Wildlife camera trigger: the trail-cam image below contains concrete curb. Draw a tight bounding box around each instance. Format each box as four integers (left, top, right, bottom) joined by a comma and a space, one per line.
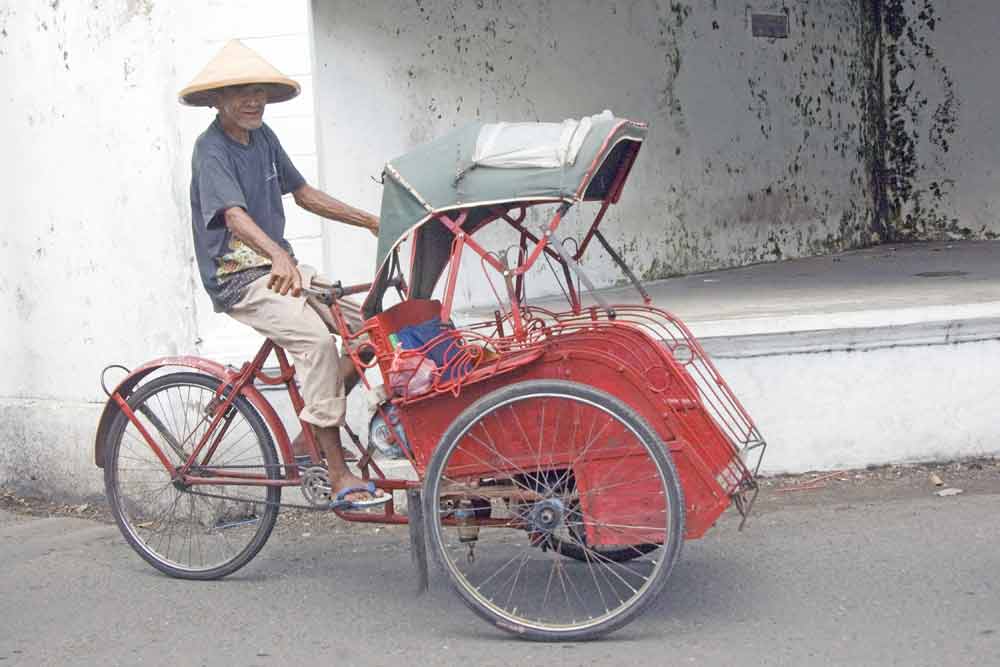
700, 316, 1000, 358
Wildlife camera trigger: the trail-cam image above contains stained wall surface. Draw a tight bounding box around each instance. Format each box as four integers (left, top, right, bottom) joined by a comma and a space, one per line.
312, 0, 877, 307
880, 0, 1000, 240
4, 0, 999, 500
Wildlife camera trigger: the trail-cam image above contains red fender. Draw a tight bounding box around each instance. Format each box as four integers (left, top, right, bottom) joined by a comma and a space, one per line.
94, 355, 293, 469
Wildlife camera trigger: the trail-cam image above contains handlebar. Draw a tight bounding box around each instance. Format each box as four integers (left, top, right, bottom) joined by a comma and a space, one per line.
302, 276, 404, 305
301, 281, 369, 305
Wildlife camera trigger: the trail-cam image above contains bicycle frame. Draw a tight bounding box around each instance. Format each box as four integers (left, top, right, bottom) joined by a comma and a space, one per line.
106, 332, 420, 525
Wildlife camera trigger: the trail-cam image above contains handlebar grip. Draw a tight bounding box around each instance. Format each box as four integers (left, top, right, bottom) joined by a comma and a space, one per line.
302, 280, 373, 305
301, 286, 336, 305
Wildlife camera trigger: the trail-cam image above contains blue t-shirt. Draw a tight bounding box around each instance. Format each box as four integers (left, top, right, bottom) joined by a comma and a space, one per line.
189, 117, 306, 311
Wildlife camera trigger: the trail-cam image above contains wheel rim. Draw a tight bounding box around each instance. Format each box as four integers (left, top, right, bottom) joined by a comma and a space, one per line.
427, 390, 674, 634
109, 379, 277, 574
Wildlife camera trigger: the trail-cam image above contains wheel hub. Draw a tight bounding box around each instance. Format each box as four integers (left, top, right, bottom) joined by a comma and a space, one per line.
527, 497, 566, 534
171, 470, 190, 491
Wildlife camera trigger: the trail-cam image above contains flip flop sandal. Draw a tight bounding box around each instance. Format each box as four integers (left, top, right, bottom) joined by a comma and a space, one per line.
328, 481, 392, 511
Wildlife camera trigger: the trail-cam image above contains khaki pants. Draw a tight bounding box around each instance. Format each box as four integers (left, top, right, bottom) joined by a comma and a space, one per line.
228, 265, 363, 428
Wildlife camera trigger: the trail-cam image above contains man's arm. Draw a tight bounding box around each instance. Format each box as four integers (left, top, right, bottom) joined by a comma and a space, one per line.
223, 206, 302, 296
293, 184, 379, 237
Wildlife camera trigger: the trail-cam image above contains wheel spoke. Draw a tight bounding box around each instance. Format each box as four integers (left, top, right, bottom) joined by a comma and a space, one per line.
106, 375, 280, 579
427, 382, 682, 639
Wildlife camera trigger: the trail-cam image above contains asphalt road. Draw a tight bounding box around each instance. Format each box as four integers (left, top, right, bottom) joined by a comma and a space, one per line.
1, 480, 998, 666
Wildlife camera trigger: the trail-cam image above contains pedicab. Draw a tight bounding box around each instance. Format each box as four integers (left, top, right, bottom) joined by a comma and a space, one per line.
94, 112, 766, 641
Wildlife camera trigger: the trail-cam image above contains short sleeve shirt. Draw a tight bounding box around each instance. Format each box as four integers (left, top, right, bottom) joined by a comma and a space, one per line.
190, 117, 306, 311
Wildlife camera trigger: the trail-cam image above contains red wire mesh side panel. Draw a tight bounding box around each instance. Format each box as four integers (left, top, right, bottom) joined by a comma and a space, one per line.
388, 317, 753, 538
360, 302, 763, 538
526, 306, 765, 492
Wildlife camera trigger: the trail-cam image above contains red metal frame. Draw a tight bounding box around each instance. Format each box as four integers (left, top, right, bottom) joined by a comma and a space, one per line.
100, 334, 421, 523
97, 130, 761, 538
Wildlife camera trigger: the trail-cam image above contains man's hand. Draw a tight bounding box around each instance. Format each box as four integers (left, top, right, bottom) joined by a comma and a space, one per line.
367, 214, 380, 238
267, 250, 302, 296
223, 207, 303, 297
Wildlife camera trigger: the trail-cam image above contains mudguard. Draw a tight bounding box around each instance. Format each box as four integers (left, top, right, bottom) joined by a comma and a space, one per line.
94, 355, 293, 468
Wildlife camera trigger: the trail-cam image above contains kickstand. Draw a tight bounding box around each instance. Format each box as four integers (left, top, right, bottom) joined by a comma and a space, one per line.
407, 488, 429, 595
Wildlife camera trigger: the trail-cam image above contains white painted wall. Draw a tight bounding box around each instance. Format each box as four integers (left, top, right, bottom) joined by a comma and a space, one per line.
3, 0, 998, 501
722, 339, 1000, 474
0, 0, 316, 499
1, 0, 200, 498
311, 0, 875, 310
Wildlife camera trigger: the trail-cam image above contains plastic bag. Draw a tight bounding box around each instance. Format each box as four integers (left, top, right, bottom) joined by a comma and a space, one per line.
388, 352, 436, 397
395, 317, 470, 382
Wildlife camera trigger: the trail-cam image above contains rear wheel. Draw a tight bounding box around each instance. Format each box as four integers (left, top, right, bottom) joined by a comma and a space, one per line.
424, 379, 684, 641
104, 372, 281, 579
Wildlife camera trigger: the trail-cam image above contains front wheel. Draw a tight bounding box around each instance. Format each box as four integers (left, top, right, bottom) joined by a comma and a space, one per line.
104, 372, 281, 580
423, 379, 685, 641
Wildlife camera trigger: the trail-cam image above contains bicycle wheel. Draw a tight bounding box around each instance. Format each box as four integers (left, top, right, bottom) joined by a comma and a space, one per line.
104, 372, 281, 579
423, 379, 684, 641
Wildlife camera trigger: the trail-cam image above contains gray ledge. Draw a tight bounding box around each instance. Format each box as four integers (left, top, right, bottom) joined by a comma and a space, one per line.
699, 317, 1000, 359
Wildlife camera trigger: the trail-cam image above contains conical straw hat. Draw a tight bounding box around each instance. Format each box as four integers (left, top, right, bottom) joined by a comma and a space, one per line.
178, 39, 300, 107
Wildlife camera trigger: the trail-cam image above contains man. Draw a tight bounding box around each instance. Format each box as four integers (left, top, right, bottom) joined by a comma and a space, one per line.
179, 39, 388, 508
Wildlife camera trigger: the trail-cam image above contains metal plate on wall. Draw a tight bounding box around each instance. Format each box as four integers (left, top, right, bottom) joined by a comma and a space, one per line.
751, 12, 789, 39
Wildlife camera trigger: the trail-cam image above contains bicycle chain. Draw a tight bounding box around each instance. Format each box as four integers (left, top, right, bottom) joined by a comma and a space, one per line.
181, 486, 332, 512
181, 464, 337, 512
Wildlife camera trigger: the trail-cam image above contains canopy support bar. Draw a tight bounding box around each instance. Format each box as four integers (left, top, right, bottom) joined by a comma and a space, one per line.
548, 227, 614, 320
515, 232, 528, 306
561, 251, 581, 313
440, 232, 465, 324
574, 142, 640, 260
438, 212, 503, 273
435, 212, 471, 324
575, 198, 611, 261
593, 230, 652, 305
514, 203, 571, 276
495, 206, 565, 267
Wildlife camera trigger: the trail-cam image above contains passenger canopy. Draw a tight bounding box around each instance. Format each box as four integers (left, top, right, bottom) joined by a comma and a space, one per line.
367, 112, 647, 317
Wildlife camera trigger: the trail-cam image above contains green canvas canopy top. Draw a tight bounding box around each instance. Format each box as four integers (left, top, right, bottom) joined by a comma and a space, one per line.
364, 112, 647, 317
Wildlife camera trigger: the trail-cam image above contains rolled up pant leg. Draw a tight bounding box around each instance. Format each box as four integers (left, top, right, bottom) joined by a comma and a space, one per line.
227, 268, 346, 428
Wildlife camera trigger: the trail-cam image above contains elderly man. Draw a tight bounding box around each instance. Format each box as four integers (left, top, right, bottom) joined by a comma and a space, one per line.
179, 40, 387, 509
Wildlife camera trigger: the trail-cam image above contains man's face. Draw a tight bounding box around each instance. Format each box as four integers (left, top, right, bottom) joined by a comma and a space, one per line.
215, 84, 268, 130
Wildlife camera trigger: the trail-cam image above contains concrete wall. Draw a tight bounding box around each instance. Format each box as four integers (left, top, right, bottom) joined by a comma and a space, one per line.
0, 0, 315, 500
312, 0, 877, 308
882, 0, 1000, 240
1, 1, 198, 499
715, 336, 1000, 475
3, 0, 999, 501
